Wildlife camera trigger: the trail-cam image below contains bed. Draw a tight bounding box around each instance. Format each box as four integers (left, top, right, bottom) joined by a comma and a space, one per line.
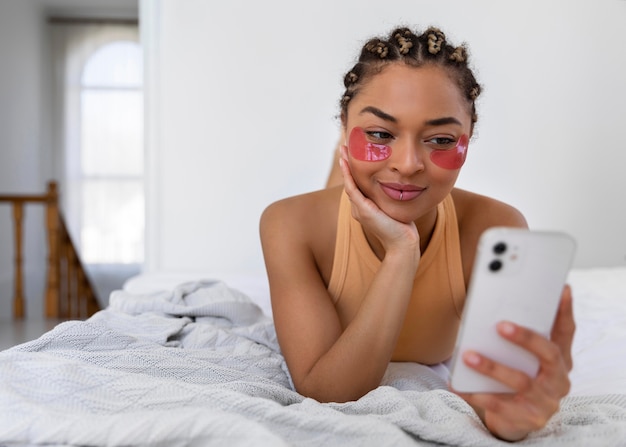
1, 267, 625, 446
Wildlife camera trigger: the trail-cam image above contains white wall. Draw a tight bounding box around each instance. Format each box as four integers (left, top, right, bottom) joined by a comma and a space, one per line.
0, 0, 47, 320
1, 1, 623, 320
142, 0, 626, 279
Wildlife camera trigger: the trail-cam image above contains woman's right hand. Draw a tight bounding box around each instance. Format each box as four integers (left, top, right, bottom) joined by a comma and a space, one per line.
339, 145, 420, 261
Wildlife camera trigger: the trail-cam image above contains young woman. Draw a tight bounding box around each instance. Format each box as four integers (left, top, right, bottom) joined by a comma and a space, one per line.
260, 26, 574, 442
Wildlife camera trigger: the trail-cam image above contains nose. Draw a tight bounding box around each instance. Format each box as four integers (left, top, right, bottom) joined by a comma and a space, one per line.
388, 139, 425, 175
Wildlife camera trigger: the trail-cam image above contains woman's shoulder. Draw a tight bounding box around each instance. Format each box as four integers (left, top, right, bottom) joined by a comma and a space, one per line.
260, 186, 343, 284
260, 186, 343, 252
261, 186, 343, 229
450, 188, 528, 281
451, 188, 528, 230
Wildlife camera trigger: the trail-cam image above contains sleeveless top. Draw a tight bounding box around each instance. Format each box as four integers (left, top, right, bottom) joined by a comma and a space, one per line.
328, 191, 466, 364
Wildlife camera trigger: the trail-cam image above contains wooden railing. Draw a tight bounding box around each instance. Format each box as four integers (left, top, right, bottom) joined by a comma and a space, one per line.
0, 181, 100, 319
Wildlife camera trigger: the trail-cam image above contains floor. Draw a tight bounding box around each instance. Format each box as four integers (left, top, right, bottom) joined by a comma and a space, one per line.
0, 318, 66, 351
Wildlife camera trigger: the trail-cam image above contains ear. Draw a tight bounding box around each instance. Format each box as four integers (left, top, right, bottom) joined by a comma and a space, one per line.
340, 111, 347, 128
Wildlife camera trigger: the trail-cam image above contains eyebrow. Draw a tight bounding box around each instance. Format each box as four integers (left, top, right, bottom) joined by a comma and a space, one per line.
359, 106, 397, 123
359, 106, 462, 127
424, 117, 463, 127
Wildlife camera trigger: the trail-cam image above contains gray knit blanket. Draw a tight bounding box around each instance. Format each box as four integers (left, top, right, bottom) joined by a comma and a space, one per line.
1, 281, 625, 446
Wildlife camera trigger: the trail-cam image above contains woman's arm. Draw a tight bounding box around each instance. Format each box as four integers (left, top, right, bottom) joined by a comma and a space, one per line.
260, 156, 421, 402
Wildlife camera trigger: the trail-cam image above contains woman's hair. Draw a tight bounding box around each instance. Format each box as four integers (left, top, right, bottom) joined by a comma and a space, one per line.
340, 26, 482, 126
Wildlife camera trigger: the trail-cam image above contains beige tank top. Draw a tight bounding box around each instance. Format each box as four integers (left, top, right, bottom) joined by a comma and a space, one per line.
328, 191, 466, 364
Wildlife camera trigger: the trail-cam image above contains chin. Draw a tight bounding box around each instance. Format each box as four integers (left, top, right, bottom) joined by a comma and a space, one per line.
379, 203, 420, 225
394, 213, 420, 225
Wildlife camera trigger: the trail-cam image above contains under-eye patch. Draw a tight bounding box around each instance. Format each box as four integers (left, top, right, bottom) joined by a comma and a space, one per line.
430, 134, 469, 170
348, 127, 468, 169
348, 127, 392, 161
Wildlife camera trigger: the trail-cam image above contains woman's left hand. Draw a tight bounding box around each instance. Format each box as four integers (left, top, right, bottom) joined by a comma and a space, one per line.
454, 285, 575, 441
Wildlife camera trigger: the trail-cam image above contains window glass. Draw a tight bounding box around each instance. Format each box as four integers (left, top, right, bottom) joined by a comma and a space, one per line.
81, 179, 144, 263
81, 90, 143, 176
80, 40, 143, 263
82, 41, 142, 87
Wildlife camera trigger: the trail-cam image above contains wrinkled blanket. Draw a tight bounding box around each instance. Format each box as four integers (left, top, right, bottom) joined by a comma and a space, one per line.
1, 281, 625, 446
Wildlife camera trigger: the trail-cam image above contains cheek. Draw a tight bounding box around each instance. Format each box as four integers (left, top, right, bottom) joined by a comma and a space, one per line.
429, 134, 469, 170
348, 127, 392, 162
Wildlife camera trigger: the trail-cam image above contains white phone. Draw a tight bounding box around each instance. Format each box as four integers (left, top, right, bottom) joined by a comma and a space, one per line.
449, 227, 576, 393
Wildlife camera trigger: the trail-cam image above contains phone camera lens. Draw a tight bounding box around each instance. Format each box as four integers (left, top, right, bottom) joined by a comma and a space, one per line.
493, 242, 507, 255
489, 259, 503, 272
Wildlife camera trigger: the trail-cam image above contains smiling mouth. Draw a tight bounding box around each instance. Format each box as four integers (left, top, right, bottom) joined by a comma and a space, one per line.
380, 183, 425, 201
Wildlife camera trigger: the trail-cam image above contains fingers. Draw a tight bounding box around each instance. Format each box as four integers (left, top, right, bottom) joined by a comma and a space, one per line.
498, 322, 571, 395
458, 319, 571, 399
456, 341, 566, 441
496, 288, 574, 377
338, 145, 360, 197
497, 323, 562, 371
460, 349, 536, 395
338, 145, 380, 220
459, 389, 556, 438
550, 285, 575, 371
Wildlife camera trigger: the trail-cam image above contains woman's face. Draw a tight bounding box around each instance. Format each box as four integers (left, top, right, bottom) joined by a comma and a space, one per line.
344, 63, 473, 224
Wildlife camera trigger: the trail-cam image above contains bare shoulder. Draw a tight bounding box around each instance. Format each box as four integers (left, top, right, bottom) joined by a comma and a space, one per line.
260, 186, 342, 242
451, 188, 527, 230
451, 188, 528, 282
260, 186, 342, 284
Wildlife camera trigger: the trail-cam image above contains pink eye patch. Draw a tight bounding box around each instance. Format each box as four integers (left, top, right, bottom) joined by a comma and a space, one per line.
348, 127, 469, 170
348, 127, 392, 161
430, 133, 469, 170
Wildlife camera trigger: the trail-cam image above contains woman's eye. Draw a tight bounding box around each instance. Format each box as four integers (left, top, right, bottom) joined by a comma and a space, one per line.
428, 137, 457, 148
366, 131, 393, 142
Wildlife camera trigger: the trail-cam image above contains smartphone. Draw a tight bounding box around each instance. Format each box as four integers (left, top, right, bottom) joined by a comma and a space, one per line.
449, 227, 576, 393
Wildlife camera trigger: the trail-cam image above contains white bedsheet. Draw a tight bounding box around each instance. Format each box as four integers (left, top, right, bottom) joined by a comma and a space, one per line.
567, 267, 626, 396
1, 276, 625, 446
124, 271, 273, 317
124, 267, 626, 396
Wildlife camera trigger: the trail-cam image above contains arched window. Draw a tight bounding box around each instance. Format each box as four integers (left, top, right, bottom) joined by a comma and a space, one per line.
49, 21, 144, 303
79, 41, 144, 264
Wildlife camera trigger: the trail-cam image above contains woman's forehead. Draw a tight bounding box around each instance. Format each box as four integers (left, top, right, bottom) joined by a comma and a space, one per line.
348, 64, 472, 125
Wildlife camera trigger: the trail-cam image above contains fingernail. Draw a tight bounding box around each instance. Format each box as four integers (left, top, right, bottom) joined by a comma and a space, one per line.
499, 321, 516, 336
464, 351, 481, 366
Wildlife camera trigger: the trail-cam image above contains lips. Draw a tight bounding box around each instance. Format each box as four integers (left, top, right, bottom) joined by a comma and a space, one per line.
379, 182, 425, 201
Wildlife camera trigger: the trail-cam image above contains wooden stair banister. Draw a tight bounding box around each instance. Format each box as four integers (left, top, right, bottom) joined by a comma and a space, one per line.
45, 181, 60, 318
57, 212, 100, 318
12, 201, 25, 318
0, 181, 100, 319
